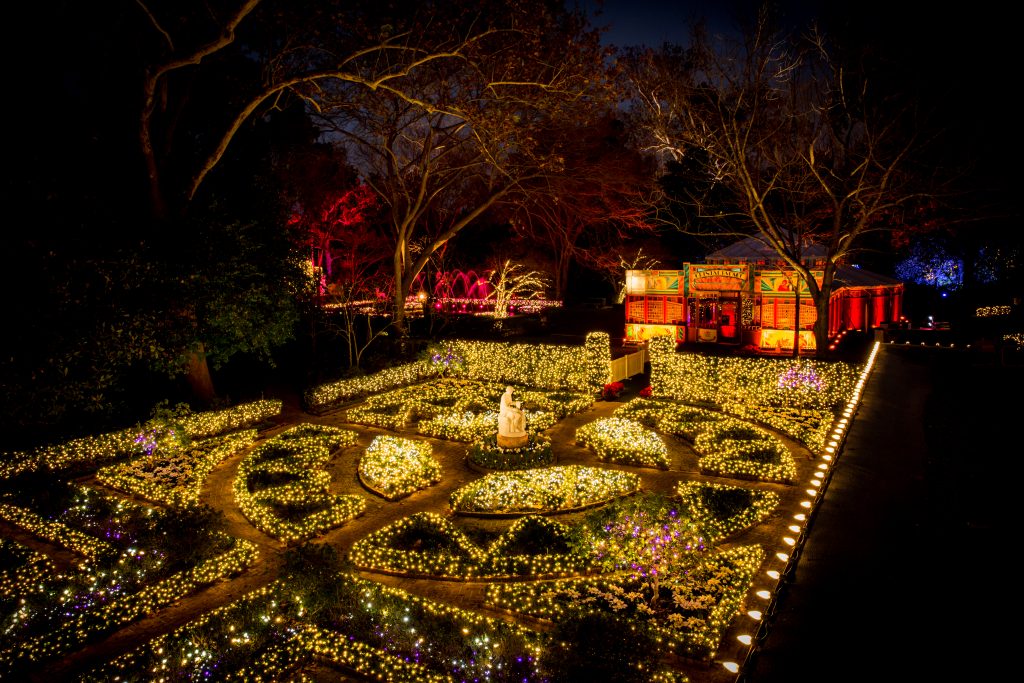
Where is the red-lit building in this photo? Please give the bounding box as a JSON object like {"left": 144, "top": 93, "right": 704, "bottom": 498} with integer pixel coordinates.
{"left": 624, "top": 235, "right": 903, "bottom": 354}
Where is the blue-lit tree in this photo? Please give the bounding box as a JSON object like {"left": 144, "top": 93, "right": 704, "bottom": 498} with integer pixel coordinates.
{"left": 895, "top": 241, "right": 963, "bottom": 292}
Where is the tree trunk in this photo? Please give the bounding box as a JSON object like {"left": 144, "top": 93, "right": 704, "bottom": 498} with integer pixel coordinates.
{"left": 814, "top": 297, "right": 831, "bottom": 356}
{"left": 186, "top": 345, "right": 217, "bottom": 407}
{"left": 792, "top": 273, "right": 801, "bottom": 358}
{"left": 812, "top": 266, "right": 837, "bottom": 356}
{"left": 393, "top": 253, "right": 408, "bottom": 336}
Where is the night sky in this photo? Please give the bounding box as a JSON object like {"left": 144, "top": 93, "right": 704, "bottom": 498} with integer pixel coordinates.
{"left": 580, "top": 0, "right": 1022, "bottom": 226}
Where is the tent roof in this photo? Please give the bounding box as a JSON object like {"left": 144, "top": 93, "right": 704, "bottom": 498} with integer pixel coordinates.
{"left": 705, "top": 233, "right": 903, "bottom": 288}
{"left": 833, "top": 265, "right": 903, "bottom": 288}
{"left": 706, "top": 234, "right": 829, "bottom": 261}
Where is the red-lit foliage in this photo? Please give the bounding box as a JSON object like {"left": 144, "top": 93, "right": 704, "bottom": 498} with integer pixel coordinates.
{"left": 288, "top": 183, "right": 388, "bottom": 296}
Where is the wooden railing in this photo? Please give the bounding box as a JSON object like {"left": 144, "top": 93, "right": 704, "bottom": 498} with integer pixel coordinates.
{"left": 610, "top": 348, "right": 648, "bottom": 382}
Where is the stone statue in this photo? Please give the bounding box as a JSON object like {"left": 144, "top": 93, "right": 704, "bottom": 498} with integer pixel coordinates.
{"left": 497, "top": 385, "right": 528, "bottom": 447}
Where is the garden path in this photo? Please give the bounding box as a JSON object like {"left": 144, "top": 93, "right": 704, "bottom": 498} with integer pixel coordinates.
{"left": 32, "top": 386, "right": 821, "bottom": 683}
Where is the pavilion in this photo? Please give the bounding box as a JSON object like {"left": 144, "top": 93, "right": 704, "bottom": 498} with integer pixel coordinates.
{"left": 624, "top": 234, "right": 904, "bottom": 354}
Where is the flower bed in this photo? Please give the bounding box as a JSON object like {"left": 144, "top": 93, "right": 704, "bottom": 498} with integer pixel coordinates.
{"left": 358, "top": 435, "right": 441, "bottom": 501}
{"left": 96, "top": 430, "right": 256, "bottom": 508}
{"left": 467, "top": 433, "right": 554, "bottom": 470}
{"left": 486, "top": 544, "right": 764, "bottom": 661}
{"left": 350, "top": 512, "right": 592, "bottom": 580}
{"left": 0, "top": 486, "right": 259, "bottom": 673}
{"left": 675, "top": 481, "right": 781, "bottom": 542}
{"left": 449, "top": 466, "right": 640, "bottom": 515}
{"left": 87, "top": 571, "right": 546, "bottom": 683}
{"left": 0, "top": 400, "right": 280, "bottom": 479}
{"left": 692, "top": 421, "right": 796, "bottom": 483}
{"left": 614, "top": 398, "right": 798, "bottom": 483}
{"left": 575, "top": 417, "right": 670, "bottom": 469}
{"left": 719, "top": 402, "right": 834, "bottom": 453}
{"left": 346, "top": 378, "right": 571, "bottom": 441}
{"left": 233, "top": 424, "right": 365, "bottom": 543}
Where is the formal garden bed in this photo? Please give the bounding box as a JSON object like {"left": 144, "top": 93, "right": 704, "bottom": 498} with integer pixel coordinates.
{"left": 449, "top": 466, "right": 641, "bottom": 515}
{"left": 357, "top": 435, "right": 442, "bottom": 501}
{"left": 484, "top": 492, "right": 765, "bottom": 662}
{"left": 0, "top": 399, "right": 282, "bottom": 479}
{"left": 614, "top": 398, "right": 799, "bottom": 482}
{"left": 466, "top": 432, "right": 555, "bottom": 470}
{"left": 345, "top": 378, "right": 586, "bottom": 441}
{"left": 0, "top": 333, "right": 876, "bottom": 682}
{"left": 350, "top": 512, "right": 593, "bottom": 580}
{"left": 83, "top": 546, "right": 552, "bottom": 683}
{"left": 0, "top": 484, "right": 257, "bottom": 675}
{"left": 96, "top": 430, "right": 257, "bottom": 508}
{"left": 575, "top": 416, "right": 671, "bottom": 469}
{"left": 232, "top": 423, "right": 366, "bottom": 543}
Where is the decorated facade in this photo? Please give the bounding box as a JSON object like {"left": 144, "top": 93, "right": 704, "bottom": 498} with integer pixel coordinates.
{"left": 624, "top": 236, "right": 903, "bottom": 354}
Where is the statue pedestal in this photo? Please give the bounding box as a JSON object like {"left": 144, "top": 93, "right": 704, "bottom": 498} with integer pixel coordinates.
{"left": 497, "top": 433, "right": 529, "bottom": 448}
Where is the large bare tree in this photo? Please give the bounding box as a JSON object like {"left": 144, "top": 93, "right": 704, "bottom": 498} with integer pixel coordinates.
{"left": 129, "top": 0, "right": 614, "bottom": 395}
{"left": 306, "top": 1, "right": 616, "bottom": 332}
{"left": 509, "top": 115, "right": 656, "bottom": 301}
{"left": 622, "top": 4, "right": 941, "bottom": 354}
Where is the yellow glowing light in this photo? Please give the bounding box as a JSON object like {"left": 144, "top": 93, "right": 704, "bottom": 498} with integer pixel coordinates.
{"left": 756, "top": 590, "right": 771, "bottom": 599}
{"left": 737, "top": 634, "right": 752, "bottom": 645}
{"left": 767, "top": 570, "right": 780, "bottom": 579}
{"left": 747, "top": 610, "right": 762, "bottom": 620}
{"left": 723, "top": 661, "right": 740, "bottom": 673}
{"left": 776, "top": 552, "right": 789, "bottom": 562}
{"left": 782, "top": 536, "right": 796, "bottom": 546}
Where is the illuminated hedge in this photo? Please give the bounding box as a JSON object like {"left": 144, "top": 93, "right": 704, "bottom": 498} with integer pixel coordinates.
{"left": 81, "top": 583, "right": 307, "bottom": 682}
{"left": 0, "top": 539, "right": 58, "bottom": 600}
{"left": 177, "top": 399, "right": 282, "bottom": 438}
{"left": 0, "top": 399, "right": 281, "bottom": 478}
{"left": 86, "top": 573, "right": 545, "bottom": 683}
{"left": 233, "top": 424, "right": 365, "bottom": 543}
{"left": 358, "top": 435, "right": 442, "bottom": 501}
{"left": 345, "top": 379, "right": 566, "bottom": 442}
{"left": 692, "top": 421, "right": 796, "bottom": 483}
{"left": 441, "top": 332, "right": 610, "bottom": 392}
{"left": 0, "top": 535, "right": 258, "bottom": 670}
{"left": 303, "top": 361, "right": 431, "bottom": 412}
{"left": 467, "top": 433, "right": 554, "bottom": 470}
{"left": 96, "top": 430, "right": 256, "bottom": 508}
{"left": 575, "top": 417, "right": 671, "bottom": 469}
{"left": 450, "top": 466, "right": 640, "bottom": 515}
{"left": 0, "top": 502, "right": 114, "bottom": 560}
{"left": 648, "top": 335, "right": 860, "bottom": 410}
{"left": 719, "top": 402, "right": 834, "bottom": 453}
{"left": 486, "top": 544, "right": 765, "bottom": 661}
{"left": 349, "top": 512, "right": 593, "bottom": 580}
{"left": 0, "top": 486, "right": 260, "bottom": 671}
{"left": 304, "top": 334, "right": 607, "bottom": 412}
{"left": 347, "top": 378, "right": 500, "bottom": 433}
{"left": 614, "top": 398, "right": 798, "bottom": 483}
{"left": 614, "top": 399, "right": 724, "bottom": 441}
{"left": 675, "top": 481, "right": 781, "bottom": 542}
